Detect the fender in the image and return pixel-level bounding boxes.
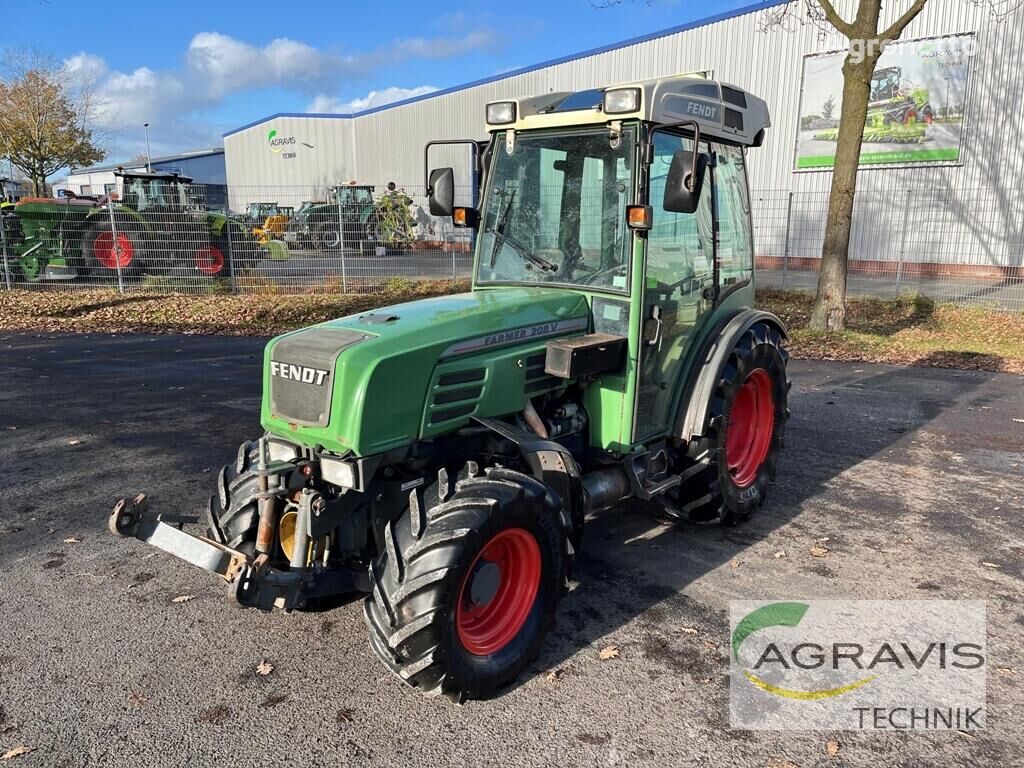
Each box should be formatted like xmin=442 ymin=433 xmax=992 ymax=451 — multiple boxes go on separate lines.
xmin=471 ymin=416 xmax=586 ymax=541
xmin=674 ymin=309 xmax=788 ymax=443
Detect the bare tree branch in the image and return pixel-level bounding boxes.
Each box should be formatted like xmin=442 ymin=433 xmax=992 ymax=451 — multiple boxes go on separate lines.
xmin=880 ymin=0 xmax=928 ymax=41
xmin=815 ymin=0 xmax=856 ymax=36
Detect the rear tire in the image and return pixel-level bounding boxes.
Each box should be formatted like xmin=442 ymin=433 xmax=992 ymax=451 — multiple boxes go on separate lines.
xmin=82 ymin=221 xmax=143 ymax=279
xmin=363 ymin=464 xmax=572 ymax=702
xmin=670 ymin=322 xmax=790 ymax=525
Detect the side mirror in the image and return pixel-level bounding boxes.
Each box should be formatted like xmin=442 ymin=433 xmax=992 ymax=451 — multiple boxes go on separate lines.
xmin=663 ymin=150 xmax=707 ymax=214
xmin=427 ymin=167 xmax=454 ymax=216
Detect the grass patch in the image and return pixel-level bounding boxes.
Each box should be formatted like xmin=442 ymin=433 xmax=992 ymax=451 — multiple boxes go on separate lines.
xmin=757 ymin=288 xmax=1024 ymax=374
xmin=2 ymin=283 xmax=1021 ymax=374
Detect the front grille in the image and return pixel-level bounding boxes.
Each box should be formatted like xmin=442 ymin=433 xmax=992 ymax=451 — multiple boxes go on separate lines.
xmin=269 ymin=327 xmax=367 ymax=427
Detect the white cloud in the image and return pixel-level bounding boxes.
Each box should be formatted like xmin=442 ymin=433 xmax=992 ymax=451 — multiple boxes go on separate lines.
xmin=307 ymin=85 xmax=438 ymax=115
xmin=63 ymin=27 xmax=494 ymax=160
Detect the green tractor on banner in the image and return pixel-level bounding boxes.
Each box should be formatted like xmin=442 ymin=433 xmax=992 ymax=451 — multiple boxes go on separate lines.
xmin=815 ymin=66 xmax=934 ymax=145
xmin=282 ymin=183 xmax=415 ymax=253
xmin=109 ymin=75 xmax=790 ymax=702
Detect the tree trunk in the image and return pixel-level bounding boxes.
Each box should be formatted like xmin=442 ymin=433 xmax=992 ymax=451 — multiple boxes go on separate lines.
xmin=809 ymin=57 xmax=875 ymax=331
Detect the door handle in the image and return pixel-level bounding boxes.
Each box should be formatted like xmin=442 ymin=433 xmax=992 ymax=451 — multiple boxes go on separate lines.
xmin=643 ymin=305 xmax=663 ymax=347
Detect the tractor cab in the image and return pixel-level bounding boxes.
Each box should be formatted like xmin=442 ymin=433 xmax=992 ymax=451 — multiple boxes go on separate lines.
xmin=330 ymin=183 xmax=375 ymax=207
xmin=113 ymin=170 xmax=194 ymax=213
xmin=870 ymin=67 xmax=904 ymax=103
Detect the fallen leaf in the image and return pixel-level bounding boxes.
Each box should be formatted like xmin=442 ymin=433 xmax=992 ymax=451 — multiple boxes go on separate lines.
xmin=545 ymin=668 xmax=565 ymax=684
xmin=826 ymin=740 xmax=841 ymax=758
xmin=4 ymin=426 xmax=15 ymax=431
xmin=773 ymin=550 xmax=787 ymax=559
xmin=62 ymin=537 xmax=81 ymax=544
xmin=809 ymin=546 xmax=830 ymax=558
xmin=598 ymin=644 xmax=620 ymax=661
xmin=766 ymin=759 xmax=800 ymax=768
xmin=681 ymin=627 xmax=699 ymax=635
xmin=996 ymin=667 xmax=1017 ymax=676
xmin=981 ymin=562 xmax=1001 ymax=569
xmin=255 ymin=660 xmax=274 ymax=676
xmin=1 ymin=746 xmax=35 ymax=761
xmin=68 ymin=439 xmax=81 ymax=446
xmin=729 ymin=559 xmax=742 ymax=569
xmin=703 ymin=640 xmax=719 ymax=651
xmin=171 ymin=594 xmax=195 ymax=604
xmin=128 ymin=692 xmax=148 ymax=706
xmin=336 ymin=707 xmax=355 ymax=723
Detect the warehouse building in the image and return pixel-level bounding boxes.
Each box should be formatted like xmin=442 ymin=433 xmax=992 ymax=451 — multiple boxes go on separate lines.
xmin=223 ymin=0 xmax=1024 ymax=278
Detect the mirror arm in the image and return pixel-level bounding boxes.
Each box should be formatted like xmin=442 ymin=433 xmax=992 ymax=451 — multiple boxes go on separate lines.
xmin=424 ymin=139 xmax=481 ymax=195
xmin=646 ymin=119 xmax=702 ymax=191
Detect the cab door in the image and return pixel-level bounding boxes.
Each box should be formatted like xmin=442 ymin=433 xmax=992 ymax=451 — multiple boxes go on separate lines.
xmin=633 ymin=132 xmax=716 ymax=441
xmin=633 ymin=137 xmax=755 ymax=441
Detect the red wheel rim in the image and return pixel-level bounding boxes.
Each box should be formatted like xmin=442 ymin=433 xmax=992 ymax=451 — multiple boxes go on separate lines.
xmin=456 ymin=527 xmax=541 ymax=656
xmin=725 ymin=369 xmax=775 ymax=488
xmin=94 ymin=231 xmax=134 ymax=269
xmin=196 ymin=246 xmax=225 ymax=275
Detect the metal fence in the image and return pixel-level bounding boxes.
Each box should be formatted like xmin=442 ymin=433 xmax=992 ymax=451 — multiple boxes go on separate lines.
xmin=3 ymin=181 xmax=1023 ymax=310
xmin=752 ymin=187 xmax=1024 ymax=311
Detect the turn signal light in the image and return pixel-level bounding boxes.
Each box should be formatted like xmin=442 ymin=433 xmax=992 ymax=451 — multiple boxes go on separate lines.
xmin=453 ymin=207 xmax=479 ymax=228
xmin=626 ymin=205 xmax=653 ymax=230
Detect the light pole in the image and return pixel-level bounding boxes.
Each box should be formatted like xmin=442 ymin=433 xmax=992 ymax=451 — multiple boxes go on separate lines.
xmin=944 ymin=77 xmax=951 ymax=119
xmin=143 ymin=123 xmax=152 ymax=172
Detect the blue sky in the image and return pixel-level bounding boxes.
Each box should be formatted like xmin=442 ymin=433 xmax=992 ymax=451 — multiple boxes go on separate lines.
xmin=6 ymin=0 xmax=758 ymax=163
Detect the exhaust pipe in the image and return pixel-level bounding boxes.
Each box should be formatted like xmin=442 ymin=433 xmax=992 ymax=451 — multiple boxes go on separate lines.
xmin=582 ymin=467 xmax=632 ymax=514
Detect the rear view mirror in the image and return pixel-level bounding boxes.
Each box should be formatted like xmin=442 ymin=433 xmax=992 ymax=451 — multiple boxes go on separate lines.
xmin=427 ymin=167 xmax=454 ymax=216
xmin=663 ymin=150 xmax=707 ymax=214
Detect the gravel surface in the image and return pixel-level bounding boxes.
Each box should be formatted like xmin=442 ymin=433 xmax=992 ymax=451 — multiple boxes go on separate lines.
xmin=0 ymin=332 xmax=1021 ymax=767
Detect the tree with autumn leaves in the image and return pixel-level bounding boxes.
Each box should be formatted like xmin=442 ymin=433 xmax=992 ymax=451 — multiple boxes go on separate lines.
xmin=0 ymin=49 xmax=105 ymax=196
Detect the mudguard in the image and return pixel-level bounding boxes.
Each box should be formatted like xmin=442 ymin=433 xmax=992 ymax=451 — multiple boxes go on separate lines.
xmin=675 ymin=309 xmax=788 ymax=443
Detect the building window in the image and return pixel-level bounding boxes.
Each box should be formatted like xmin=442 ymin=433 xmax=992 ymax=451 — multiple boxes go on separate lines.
xmin=80 ymin=185 xmax=92 ymax=195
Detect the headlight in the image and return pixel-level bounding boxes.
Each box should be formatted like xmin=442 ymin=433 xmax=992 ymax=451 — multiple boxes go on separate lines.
xmin=267 ymin=438 xmax=300 ymax=462
xmin=603 ymin=88 xmax=640 ymax=115
xmin=486 ymin=101 xmax=516 ymax=125
xmin=320 ymin=454 xmax=358 ymax=489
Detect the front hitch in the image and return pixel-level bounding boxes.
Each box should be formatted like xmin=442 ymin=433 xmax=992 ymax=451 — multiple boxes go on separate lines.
xmin=108 ymin=493 xmax=303 ymax=610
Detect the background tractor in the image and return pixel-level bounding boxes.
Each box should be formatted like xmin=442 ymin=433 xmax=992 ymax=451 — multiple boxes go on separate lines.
xmin=282 ymin=183 xmax=415 ymax=253
xmin=244 ymin=202 xmax=294 ymax=244
xmin=110 ymin=75 xmax=789 ymax=702
xmin=815 ymin=66 xmax=934 ymax=145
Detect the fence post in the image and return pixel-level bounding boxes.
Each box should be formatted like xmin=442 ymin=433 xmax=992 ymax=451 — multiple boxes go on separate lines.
xmin=107 ymin=198 xmax=125 ymax=294
xmin=451 ymin=238 xmax=457 ymax=287
xmin=896 ymin=188 xmax=911 ymax=294
xmin=225 ymin=213 xmax=237 ymax=294
xmin=0 ymin=211 xmax=12 ymax=291
xmin=781 ymin=191 xmax=794 ymax=291
xmin=336 ymin=197 xmax=347 ymax=294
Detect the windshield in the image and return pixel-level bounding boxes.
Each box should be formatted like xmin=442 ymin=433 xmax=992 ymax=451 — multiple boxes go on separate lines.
xmin=476 ymin=126 xmax=635 ymax=293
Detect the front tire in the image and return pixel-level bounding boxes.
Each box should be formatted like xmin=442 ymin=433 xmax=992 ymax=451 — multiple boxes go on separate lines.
xmin=363 ymin=465 xmax=572 ymax=702
xmin=206 ymin=440 xmax=261 ymax=552
xmin=671 ymin=322 xmax=790 ymax=525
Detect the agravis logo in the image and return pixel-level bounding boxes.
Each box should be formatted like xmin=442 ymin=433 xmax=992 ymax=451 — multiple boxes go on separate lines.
xmin=733 ymin=602 xmax=876 ymax=700
xmin=268 ymin=129 xmax=297 ymax=154
xmin=729 ymin=600 xmax=986 ymax=730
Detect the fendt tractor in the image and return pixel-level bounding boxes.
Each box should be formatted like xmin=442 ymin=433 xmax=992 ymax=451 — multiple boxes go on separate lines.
xmin=109 ymin=75 xmax=790 ymax=702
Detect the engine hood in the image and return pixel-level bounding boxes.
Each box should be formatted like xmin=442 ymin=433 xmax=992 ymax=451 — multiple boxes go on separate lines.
xmin=261 ymin=287 xmax=591 ymax=455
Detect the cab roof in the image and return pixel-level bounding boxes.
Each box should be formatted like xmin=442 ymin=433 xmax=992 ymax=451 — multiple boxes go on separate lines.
xmin=486 ymin=74 xmax=770 ymax=147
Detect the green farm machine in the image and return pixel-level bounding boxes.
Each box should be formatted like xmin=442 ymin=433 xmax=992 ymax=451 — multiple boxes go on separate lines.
xmin=109 ymin=75 xmax=790 ymax=701
xmin=815 ymin=66 xmax=935 ymax=145
xmin=282 ymin=183 xmax=415 ymax=253
xmin=1 ymin=170 xmax=261 ymax=283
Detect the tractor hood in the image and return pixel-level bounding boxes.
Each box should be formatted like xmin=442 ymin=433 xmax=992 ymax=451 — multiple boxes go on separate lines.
xmin=261 ymin=287 xmax=591 ymax=455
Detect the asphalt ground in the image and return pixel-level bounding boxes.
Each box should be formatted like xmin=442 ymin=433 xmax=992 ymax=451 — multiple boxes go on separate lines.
xmin=0 ymin=332 xmax=1021 ymax=767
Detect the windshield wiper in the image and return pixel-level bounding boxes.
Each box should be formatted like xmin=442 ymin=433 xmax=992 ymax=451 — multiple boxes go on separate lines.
xmin=488 ymin=189 xmax=517 ymax=268
xmin=485 ymin=190 xmax=557 ymax=272
xmin=486 ymin=228 xmax=558 ymax=273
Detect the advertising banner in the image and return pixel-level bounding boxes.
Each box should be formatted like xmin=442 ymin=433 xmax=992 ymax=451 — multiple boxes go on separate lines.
xmin=795 ymin=33 xmax=975 ymax=170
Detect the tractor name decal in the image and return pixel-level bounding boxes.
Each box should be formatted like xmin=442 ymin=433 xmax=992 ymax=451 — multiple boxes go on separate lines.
xmin=270 ymin=361 xmax=330 ymax=386
xmin=681 ymin=98 xmax=719 ymax=122
xmin=440 ymin=317 xmax=589 ymax=358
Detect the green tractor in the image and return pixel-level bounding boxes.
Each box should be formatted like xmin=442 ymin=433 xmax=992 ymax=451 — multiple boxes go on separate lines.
xmin=74 ymin=169 xmax=262 ymax=281
xmin=815 ymin=66 xmax=934 ymax=145
xmin=1 ymin=196 xmax=94 ymax=283
xmin=109 ymin=75 xmax=789 ymax=701
xmin=282 ymin=183 xmax=415 ymax=253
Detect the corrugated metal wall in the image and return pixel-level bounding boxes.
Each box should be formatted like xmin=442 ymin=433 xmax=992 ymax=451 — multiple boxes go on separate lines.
xmin=224 ymin=0 xmax=1024 ymax=268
